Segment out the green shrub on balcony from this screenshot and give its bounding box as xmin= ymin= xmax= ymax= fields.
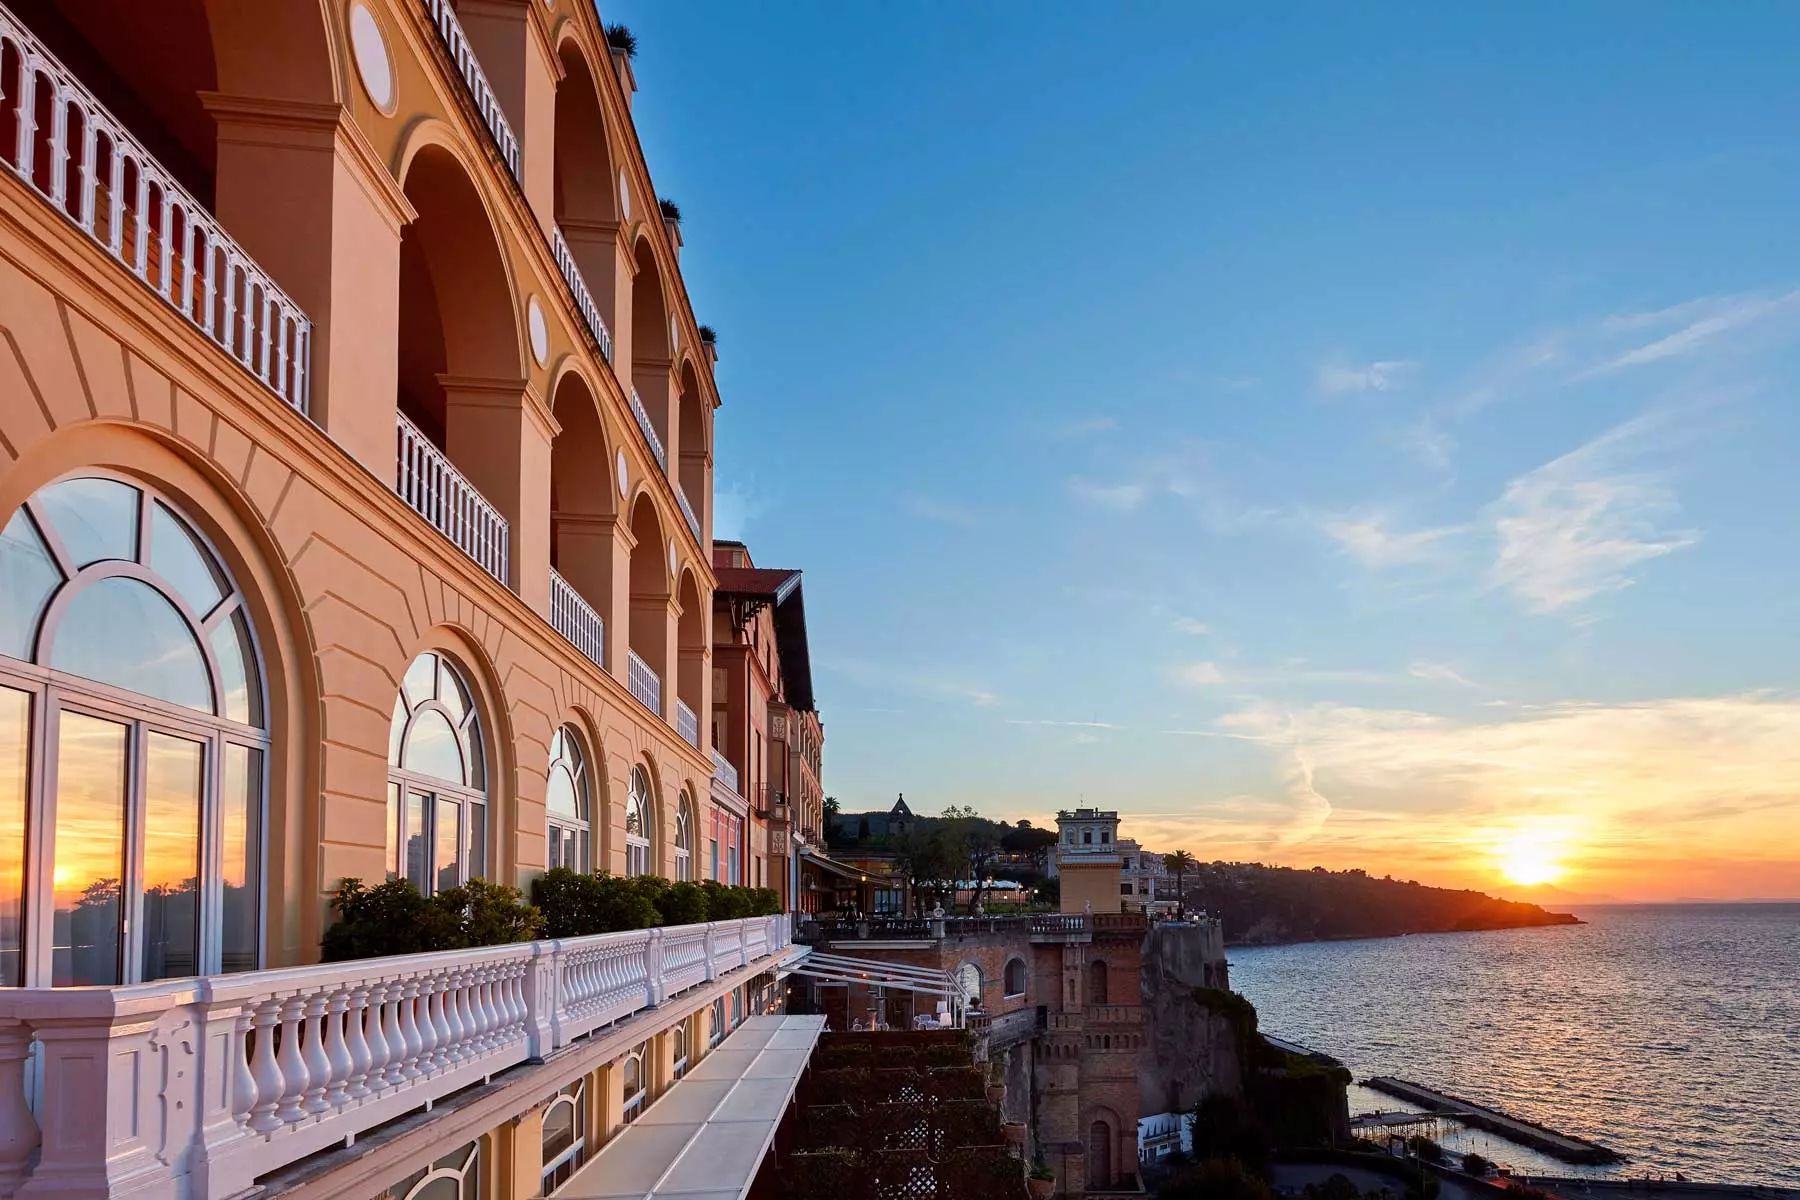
xmin=321 ymin=878 xmax=543 ymax=962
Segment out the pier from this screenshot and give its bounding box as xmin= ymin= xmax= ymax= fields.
xmin=1364 ymin=1077 xmax=1624 ymax=1165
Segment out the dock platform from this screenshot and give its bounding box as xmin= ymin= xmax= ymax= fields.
xmin=1364 ymin=1077 xmax=1624 ymax=1165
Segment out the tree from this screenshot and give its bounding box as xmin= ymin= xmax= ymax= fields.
xmin=941 ymin=804 xmax=1002 ymax=913
xmin=1164 ymin=850 xmax=1197 ymax=914
xmin=822 ymin=796 xmax=849 ymax=849
xmin=889 ymin=823 xmax=962 ymax=914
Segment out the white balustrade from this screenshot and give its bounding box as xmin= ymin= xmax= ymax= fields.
xmin=396 ymin=413 xmax=509 ymax=584
xmin=627 ymin=648 xmax=661 ymax=713
xmin=550 ymin=568 xmax=605 ymax=669
xmin=676 ymin=484 xmax=701 ymax=540
xmin=0 ymin=6 xmax=312 ymax=414
xmin=0 ymin=913 xmax=789 ymax=1200
xmin=675 ymin=698 xmax=699 ymax=748
xmin=711 ymin=747 xmax=740 ymax=794
xmin=630 ymin=388 xmax=667 ymax=471
xmin=551 ymin=226 xmax=613 ymax=362
xmin=421 ymin=0 xmax=521 ymax=180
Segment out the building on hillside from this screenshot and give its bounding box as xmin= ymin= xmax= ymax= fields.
xmin=709 ymin=539 xmax=825 ymax=908
xmin=1119 ymin=839 xmax=1177 ymax=914
xmin=1055 ymin=807 xmax=1127 ymax=914
xmin=0 ymin=3 xmax=812 ymax=1197
xmin=829 ymin=791 xmax=916 ymax=842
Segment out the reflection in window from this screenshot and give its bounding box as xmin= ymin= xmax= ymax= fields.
xmin=625 ymin=766 xmax=652 ymax=877
xmin=1 ymin=476 xmax=268 ymax=985
xmin=674 ymin=792 xmax=692 ymax=881
xmin=375 ymin=1140 xmax=482 ymax=1200
xmin=547 ymin=727 xmax=590 ymax=873
xmin=387 ymin=652 xmax=488 ymax=893
xmin=540 ymin=1079 xmax=587 ymax=1195
xmin=622 ymin=1045 xmax=647 ymax=1122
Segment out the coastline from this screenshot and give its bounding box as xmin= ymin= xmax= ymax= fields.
xmin=1225 ymin=912 xmax=1583 ymax=949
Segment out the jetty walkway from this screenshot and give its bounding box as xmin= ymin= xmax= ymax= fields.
xmin=1364 ymin=1077 xmax=1623 ymax=1165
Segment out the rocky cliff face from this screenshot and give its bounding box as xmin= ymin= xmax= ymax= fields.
xmin=1140 ymin=920 xmax=1247 ymax=1116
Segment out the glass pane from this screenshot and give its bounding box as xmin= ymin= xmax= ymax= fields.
xmin=142 ymin=732 xmax=203 ymax=982
xmin=51 ymin=577 xmax=212 ymax=712
xmin=53 ymin=711 xmax=126 ymax=986
xmin=577 ymin=830 xmax=588 ymax=875
xmin=463 ymin=715 xmax=485 ymax=790
xmin=0 ymin=509 xmax=62 ymax=660
xmin=437 ymin=660 xmax=469 ymax=723
xmin=402 ymin=654 xmax=436 ymax=709
xmin=406 ymin=791 xmax=427 ymax=890
xmin=466 ymin=802 xmax=485 ymax=883
xmin=546 ymin=763 xmax=579 ymax=820
xmin=36 ymin=477 xmax=138 ymax=568
xmin=386 ymin=781 xmax=400 ymax=881
xmin=403 ymin=709 xmax=464 ymax=783
xmin=542 ymin=1100 xmax=575 ymax=1161
xmin=389 ymin=696 xmax=406 ymax=765
xmin=209 ymin=610 xmax=260 ymax=727
xmin=411 ymin=1180 xmax=459 ymax=1200
xmin=0 ymin=688 xmax=27 ymax=986
xmin=435 ymin=797 xmax=460 ymax=893
xmin=149 ymin=503 xmax=224 ymax=617
xmin=221 ymin=744 xmax=261 ymax=973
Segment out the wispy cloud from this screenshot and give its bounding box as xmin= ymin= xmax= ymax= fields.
xmin=1177 ymin=661 xmax=1227 ymax=686
xmin=820 ymin=656 xmax=1001 ymax=708
xmin=1408 ymin=661 xmax=1477 ymax=687
xmin=1397 ymin=415 xmax=1456 ymax=474
xmin=1172 ymin=618 xmax=1212 ymax=636
xmin=1580 ymin=289 xmax=1800 ymax=378
xmin=1316 ymin=359 xmax=1419 ymax=396
xmin=1067 ymin=477 xmax=1148 ymax=512
xmin=1318 ymin=512 xmax=1464 ymax=569
xmin=712 ymin=482 xmax=766 ymax=541
xmin=1173 ymin=661 xmax=1406 ymax=689
xmin=1005 ymin=719 xmax=1123 ymax=730
xmin=1057 ymin=416 xmax=1119 ymax=438
xmin=1486 ymin=414 xmax=1699 ymax=613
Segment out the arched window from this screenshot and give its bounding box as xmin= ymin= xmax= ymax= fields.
xmin=1004 ymin=957 xmax=1028 ymax=998
xmin=387 ymin=1140 xmax=482 ymax=1200
xmin=622 ymin=1044 xmax=647 ymax=1122
xmin=672 ymin=1020 xmax=689 ymax=1079
xmin=710 ymin=995 xmax=726 ymax=1047
xmin=957 ymin=962 xmax=984 ymax=1011
xmin=546 ymin=726 xmax=590 ymax=872
xmin=541 ymin=1078 xmax=587 ymax=1195
xmin=1089 ymin=959 xmax=1108 ymax=1005
xmin=387 ymin=652 xmax=487 ymax=894
xmin=673 ymin=790 xmax=693 ymax=881
xmin=0 ymin=475 xmax=267 ymax=986
xmin=625 ymin=766 xmax=653 ymax=876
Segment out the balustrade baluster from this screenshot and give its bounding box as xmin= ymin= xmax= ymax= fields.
xmin=273 ymin=995 xmax=310 ymax=1124
xmin=444 ymin=969 xmax=470 ymax=1063
xmin=323 ymin=988 xmax=353 ymax=1108
xmin=247 ymin=997 xmax=287 ymax=1132
xmin=414 ymin=975 xmax=442 ymax=1074
xmin=230 ymin=1007 xmax=259 ymax=1130
xmin=396 ymin=980 xmax=424 ymax=1080
xmin=301 ymin=991 xmax=333 ymax=1114
xmin=343 ymin=986 xmax=373 ymax=1100
xmin=379 ymin=981 xmax=407 ymax=1087
xmin=0 ymin=1019 xmax=41 ymax=1194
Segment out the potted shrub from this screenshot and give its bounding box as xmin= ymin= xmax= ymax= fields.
xmin=1027 ymin=1155 xmax=1055 ymax=1199
xmin=1003 ymin=1120 xmax=1028 ymax=1148
xmin=659 ymin=198 xmax=683 ymax=253
xmin=604 ymin=23 xmax=637 ymax=98
xmin=698 ymin=325 xmax=718 ymax=364
xmin=987 ymin=1058 xmax=1007 ymax=1105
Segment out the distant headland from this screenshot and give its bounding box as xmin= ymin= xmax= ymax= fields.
xmin=1192 ymin=861 xmax=1583 ymax=946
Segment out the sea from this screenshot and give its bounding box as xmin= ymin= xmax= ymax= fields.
xmin=1226 ymin=903 xmax=1800 ymax=1189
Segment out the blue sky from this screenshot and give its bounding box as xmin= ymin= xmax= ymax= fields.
xmin=610 ymin=2 xmax=1800 ymax=899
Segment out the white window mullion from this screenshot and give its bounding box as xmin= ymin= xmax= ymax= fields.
xmin=122 ymin=719 xmax=148 ymax=984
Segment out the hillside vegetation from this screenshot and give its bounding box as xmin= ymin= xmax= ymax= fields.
xmin=1188 ymin=862 xmax=1581 ymax=945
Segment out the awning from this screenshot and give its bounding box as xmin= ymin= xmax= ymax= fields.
xmin=798 ymin=848 xmax=867 ymax=884
xmin=557 ymin=1014 xmax=827 ymax=1199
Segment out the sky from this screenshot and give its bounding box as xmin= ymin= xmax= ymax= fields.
xmin=609 ymin=2 xmax=1800 ymax=902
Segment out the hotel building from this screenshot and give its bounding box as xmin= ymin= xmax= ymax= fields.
xmin=0 ymin=2 xmax=817 ymax=1197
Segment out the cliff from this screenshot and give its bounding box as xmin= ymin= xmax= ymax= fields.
xmin=1140 ymin=920 xmax=1246 ymax=1116
xmin=1188 ymin=862 xmax=1581 ymax=945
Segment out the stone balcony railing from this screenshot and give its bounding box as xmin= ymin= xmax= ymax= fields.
xmin=0 ymin=4 xmax=312 ymax=414
xmin=396 ymin=413 xmax=509 ymax=583
xmin=1086 ymin=1004 xmax=1143 ymax=1026
xmin=0 ymin=913 xmax=790 ymax=1200
xmin=968 ymin=1003 xmax=1044 ymax=1052
xmin=711 ymin=748 xmax=740 ymax=794
xmin=626 ymin=647 xmax=661 ymax=713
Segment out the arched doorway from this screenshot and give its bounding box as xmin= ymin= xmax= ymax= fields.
xmin=1088 ymin=1119 xmax=1114 ymax=1189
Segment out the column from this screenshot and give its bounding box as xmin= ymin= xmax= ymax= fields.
xmin=441 ymin=375 xmax=558 ymax=611
xmin=559 ymin=219 xmax=631 ymax=370
xmin=554 ymin=512 xmax=624 ymax=674
xmin=455 ymin=0 xmax=560 ymax=229
xmin=205 ymin=98 xmax=411 ymax=475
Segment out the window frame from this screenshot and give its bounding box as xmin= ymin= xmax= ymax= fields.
xmin=621 ymin=1044 xmax=648 ymax=1123
xmin=546 ymin=725 xmax=591 ymax=874
xmin=624 ymin=765 xmax=653 ymax=877
xmin=386 ymin=652 xmax=488 ymax=894
xmin=673 ymin=790 xmax=692 ymax=881
xmin=540 ymin=1078 xmax=587 ymax=1195
xmin=0 ymin=474 xmax=270 ymax=987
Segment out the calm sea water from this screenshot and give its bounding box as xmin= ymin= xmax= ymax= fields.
xmin=1227 ymin=904 xmax=1800 ymax=1188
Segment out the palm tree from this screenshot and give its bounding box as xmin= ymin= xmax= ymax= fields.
xmin=1162 ymin=850 xmax=1196 ymax=916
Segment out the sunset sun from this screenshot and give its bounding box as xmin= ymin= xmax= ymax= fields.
xmin=1498 ymin=836 xmax=1564 ymax=887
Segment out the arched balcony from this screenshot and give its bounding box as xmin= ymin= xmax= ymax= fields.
xmin=625 ymin=493 xmax=670 ymax=716
xmin=675 ymin=570 xmax=705 ymax=749
xmin=630 ymin=237 xmax=673 ymax=470
xmin=393 ymin=142 xmax=530 ymax=590
xmin=548 ymin=371 xmax=616 ymax=669
xmin=676 ymin=361 xmax=708 ymax=542
xmin=551 ymin=37 xmax=621 ymax=363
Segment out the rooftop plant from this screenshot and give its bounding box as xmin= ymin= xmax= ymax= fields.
xmin=698 ymin=324 xmax=718 ymax=346
xmin=659 ymin=197 xmax=682 ymax=222
xmin=605 ymin=23 xmax=637 ymax=58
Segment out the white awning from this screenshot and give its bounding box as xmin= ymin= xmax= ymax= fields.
xmin=557 ymin=1014 xmax=826 ymax=1200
